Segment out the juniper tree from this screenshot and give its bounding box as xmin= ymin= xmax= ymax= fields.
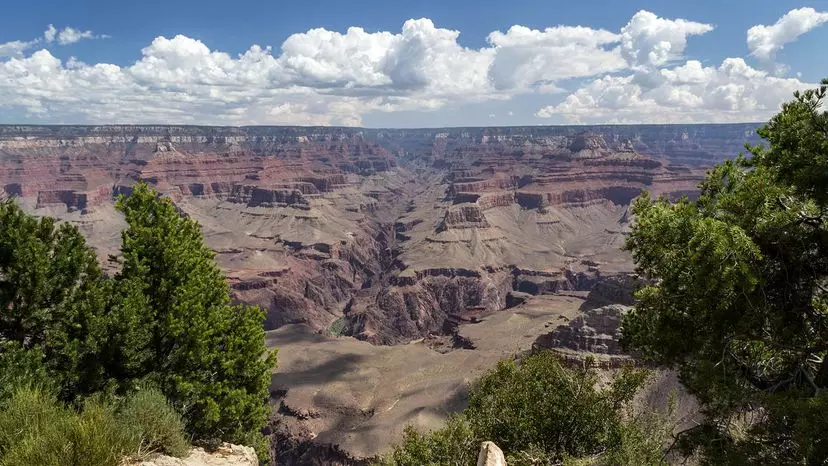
xmin=622 ymin=80 xmax=828 ymax=464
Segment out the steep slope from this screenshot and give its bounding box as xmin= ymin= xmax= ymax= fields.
xmin=0 ymin=124 xmax=757 ymax=339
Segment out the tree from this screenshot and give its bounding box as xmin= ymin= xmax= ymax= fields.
xmin=0 ymin=201 xmax=110 ymax=399
xmin=381 ymin=351 xmax=664 ymax=466
xmin=622 ymin=80 xmax=828 ymax=464
xmin=112 ymin=183 xmax=276 ymax=447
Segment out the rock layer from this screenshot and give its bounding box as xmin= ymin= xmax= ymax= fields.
xmin=0 ymin=124 xmax=757 ymax=342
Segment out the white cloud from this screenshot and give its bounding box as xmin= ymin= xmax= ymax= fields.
xmin=537 ymin=58 xmax=810 ymax=123
xmin=620 ymin=10 xmax=714 ymax=68
xmin=747 ymin=7 xmax=828 ymax=62
xmin=0 ymin=12 xmax=818 ymax=126
xmin=0 ymin=40 xmax=37 ymax=58
xmin=55 ymin=27 xmax=98 ymax=45
xmin=44 ymin=24 xmax=102 ymax=45
xmin=1 ymin=24 xmax=104 ymax=59
xmin=486 ymin=25 xmax=624 ymax=90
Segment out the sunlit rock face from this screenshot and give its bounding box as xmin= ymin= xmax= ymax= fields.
xmin=0 ymin=123 xmax=758 ymax=342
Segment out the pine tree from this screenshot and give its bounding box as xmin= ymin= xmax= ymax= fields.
xmin=0 ymin=200 xmax=110 ymax=399
xmin=113 ymin=183 xmax=276 ymax=445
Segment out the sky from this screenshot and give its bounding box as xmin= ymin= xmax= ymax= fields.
xmin=1 ymin=0 xmax=828 ymax=127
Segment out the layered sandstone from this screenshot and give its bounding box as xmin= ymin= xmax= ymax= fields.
xmin=0 ymin=124 xmax=757 ymax=342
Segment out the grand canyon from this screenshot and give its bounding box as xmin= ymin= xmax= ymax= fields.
xmin=0 ymin=123 xmax=761 ymax=463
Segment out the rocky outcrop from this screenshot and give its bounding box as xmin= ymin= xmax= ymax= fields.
xmin=439 ymin=204 xmax=491 ymax=230
xmin=569 ymin=131 xmax=611 ymax=159
xmin=124 ymin=444 xmax=256 ymax=466
xmin=345 ymin=270 xmax=513 ymax=345
xmin=477 ymin=441 xmax=507 ymax=466
xmin=534 ymin=304 xmax=629 ymax=355
xmin=584 ymin=273 xmax=643 ymax=307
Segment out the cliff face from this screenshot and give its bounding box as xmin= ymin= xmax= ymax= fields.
xmin=0 ymin=124 xmax=758 ymax=341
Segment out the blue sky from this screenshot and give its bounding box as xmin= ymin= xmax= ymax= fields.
xmin=1 ymin=0 xmax=827 ymax=126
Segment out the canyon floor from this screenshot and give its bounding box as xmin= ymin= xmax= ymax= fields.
xmin=269 ymin=295 xmax=582 ymax=459
xmin=0 ymin=124 xmax=755 ymax=462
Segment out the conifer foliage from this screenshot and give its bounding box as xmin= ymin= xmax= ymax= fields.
xmin=0 ymin=183 xmax=276 ymax=456
xmin=113 ymin=183 xmax=277 ymax=445
xmin=623 ymin=79 xmax=828 ymax=463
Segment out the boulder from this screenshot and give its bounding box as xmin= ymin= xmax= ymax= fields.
xmin=477 ymin=441 xmax=507 ymax=466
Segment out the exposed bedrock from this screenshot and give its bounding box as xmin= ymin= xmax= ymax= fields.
xmin=438 ymin=204 xmax=491 ymax=230
xmin=228 ymin=185 xmax=310 ymax=209
xmin=0 ymin=123 xmax=760 ymax=345
xmin=534 ymin=304 xmax=630 ymax=355
xmin=344 ymin=270 xmax=513 ymax=345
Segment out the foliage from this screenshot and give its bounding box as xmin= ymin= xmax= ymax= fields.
xmin=0 ymin=382 xmax=190 ymax=466
xmin=327 ymin=317 xmax=347 ymax=337
xmin=380 ymin=416 xmax=478 ymax=466
xmin=0 ymin=385 xmax=130 ymax=466
xmin=0 ymin=183 xmax=276 ymax=457
xmin=112 ymin=183 xmax=277 ymax=448
xmin=622 ymin=79 xmax=828 ymax=463
xmin=380 ymin=351 xmax=665 ymax=466
xmin=0 ymin=341 xmax=48 ymax=401
xmin=0 ymin=200 xmax=111 ymax=399
xmin=118 ymin=386 xmax=190 ymax=458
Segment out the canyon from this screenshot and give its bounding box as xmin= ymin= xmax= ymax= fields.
xmin=0 ymin=123 xmax=759 ymax=462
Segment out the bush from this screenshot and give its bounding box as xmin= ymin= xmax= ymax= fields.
xmin=68 ymin=396 xmax=137 ymax=466
xmin=0 ymin=384 xmax=192 ymax=466
xmin=0 ymin=385 xmax=73 ymax=463
xmin=119 ymin=387 xmax=190 ymax=458
xmin=381 ymin=415 xmax=478 ymax=466
xmin=0 ymin=385 xmax=132 ymax=466
xmin=0 ymin=342 xmax=49 ymax=402
xmin=380 ymin=351 xmax=666 ymax=466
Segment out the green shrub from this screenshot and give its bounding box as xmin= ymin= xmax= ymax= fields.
xmin=0 ymin=384 xmax=194 ymax=466
xmin=0 ymin=342 xmax=49 ymax=402
xmin=0 ymin=385 xmax=72 ymax=462
xmin=68 ymin=396 xmax=137 ymax=466
xmin=380 ymin=351 xmax=664 ymax=466
xmin=0 ymin=385 xmax=134 ymax=466
xmin=119 ymin=387 xmax=190 ymax=458
xmin=327 ymin=317 xmax=347 ymax=337
xmin=381 ymin=415 xmax=478 ymax=466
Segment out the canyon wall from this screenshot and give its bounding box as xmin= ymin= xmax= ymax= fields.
xmin=0 ymin=124 xmax=760 ymax=343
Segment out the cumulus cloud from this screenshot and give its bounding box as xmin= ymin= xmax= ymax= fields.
xmin=537 ymin=58 xmax=810 ymax=123
xmin=487 ymin=25 xmax=624 ymax=90
xmin=747 ymin=7 xmax=828 ymax=62
xmin=50 ymin=26 xmax=100 ymax=45
xmin=0 ymin=40 xmax=36 ymax=58
xmin=0 ymin=11 xmax=818 ymax=126
xmin=620 ymin=10 xmax=714 ymax=68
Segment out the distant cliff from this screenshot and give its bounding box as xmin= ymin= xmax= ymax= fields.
xmin=0 ymin=123 xmax=760 ymax=166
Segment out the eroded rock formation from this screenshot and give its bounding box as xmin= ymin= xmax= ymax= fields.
xmin=534 ymin=304 xmax=629 ymax=355
xmin=0 ymin=124 xmax=757 ymax=343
